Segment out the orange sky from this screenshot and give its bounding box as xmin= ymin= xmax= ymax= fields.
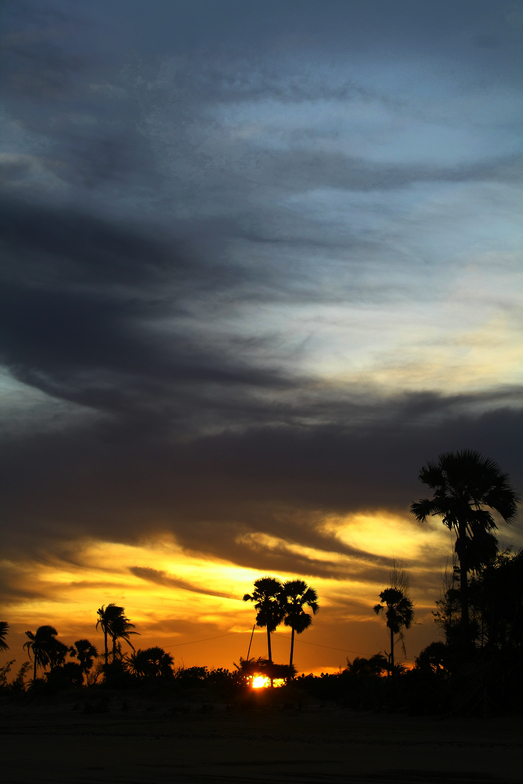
xmin=1 ymin=510 xmax=489 ymax=676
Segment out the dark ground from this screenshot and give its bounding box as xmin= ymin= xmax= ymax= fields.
xmin=1 ymin=690 xmax=522 ymax=783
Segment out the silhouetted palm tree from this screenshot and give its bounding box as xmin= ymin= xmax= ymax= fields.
xmin=110 ymin=612 xmax=137 ymax=660
xmin=97 ymin=605 xmax=119 ymax=666
xmin=23 ymin=626 xmax=67 ymax=681
xmin=243 ymin=577 xmax=285 ymax=663
xmin=411 ymin=450 xmax=518 ymax=654
xmin=69 ymin=639 xmax=98 ymax=680
xmin=373 ymin=587 xmax=414 ymax=672
xmin=0 ymin=622 xmax=9 ymax=651
xmin=282 ymin=580 xmax=319 ymax=669
xmin=125 ymin=647 xmax=174 ymax=679
xmin=96 ymin=604 xmax=137 ymax=666
xmin=345 ymin=653 xmax=389 ymax=677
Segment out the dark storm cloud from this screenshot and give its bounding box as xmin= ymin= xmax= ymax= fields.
xmin=0 ymin=11 xmax=160 ymax=194
xmin=3 ymin=194 xmax=519 ymax=437
xmin=1 ymin=385 xmax=521 ymax=572
xmin=0 ymin=197 xmax=299 ymax=423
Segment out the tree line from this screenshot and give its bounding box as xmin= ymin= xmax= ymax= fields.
xmin=0 ymin=449 xmax=521 ymax=713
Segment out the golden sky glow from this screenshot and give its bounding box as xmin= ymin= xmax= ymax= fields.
xmin=1 ymin=510 xmax=464 ymax=676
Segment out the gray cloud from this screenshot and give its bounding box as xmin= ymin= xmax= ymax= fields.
xmin=1 ymin=388 xmax=521 ymax=569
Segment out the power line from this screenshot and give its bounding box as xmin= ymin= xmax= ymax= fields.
xmin=165 ymin=629 xmax=253 ymax=649
xmin=164 ymin=628 xmax=374 ymax=659
xmin=294 ymin=638 xmax=373 ymax=655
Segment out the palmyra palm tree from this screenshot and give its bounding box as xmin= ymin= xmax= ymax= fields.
xmin=0 ymin=622 xmax=9 ymax=652
xmin=411 ymin=450 xmax=518 ymax=654
xmin=23 ymin=626 xmax=68 ymax=681
xmin=373 ymin=587 xmax=414 ymax=673
xmin=243 ymin=577 xmax=285 ymax=663
xmin=96 ymin=604 xmax=138 ymax=666
xmin=282 ymin=579 xmax=319 ymax=669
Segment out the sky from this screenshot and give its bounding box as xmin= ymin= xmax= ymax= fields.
xmin=1 ymin=0 xmax=522 ymax=676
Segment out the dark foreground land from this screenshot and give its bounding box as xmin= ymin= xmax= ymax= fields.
xmin=1 ymin=690 xmax=522 ymax=784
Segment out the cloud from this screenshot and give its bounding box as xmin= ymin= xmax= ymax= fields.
xmin=0 ymin=0 xmax=521 ymax=657
xmin=129 ymin=567 xmax=234 ymax=599
xmin=1 ymin=386 xmax=521 ymax=568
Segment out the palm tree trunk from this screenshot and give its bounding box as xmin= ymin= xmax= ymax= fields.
xmin=390 ymin=625 xmax=394 ymax=676
xmin=104 ymin=629 xmax=108 ymax=667
xmin=289 ymin=628 xmax=295 ymax=668
xmin=460 ymin=556 xmax=469 ymax=657
xmin=458 ymin=521 xmax=470 ymax=658
xmin=33 ymin=655 xmax=37 ymax=682
xmin=267 ymin=626 xmax=272 ymax=663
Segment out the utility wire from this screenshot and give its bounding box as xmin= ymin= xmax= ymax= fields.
xmin=165 ymin=629 xmax=253 ymax=649
xmin=164 ymin=627 xmax=374 ymax=658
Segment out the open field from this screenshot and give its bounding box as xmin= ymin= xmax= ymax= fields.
xmin=1 ymin=691 xmax=522 ymax=784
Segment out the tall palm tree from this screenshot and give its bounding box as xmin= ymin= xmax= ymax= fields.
xmin=97 ymin=604 xmax=120 ymax=667
xmin=23 ymin=626 xmax=67 ymax=681
xmin=411 ymin=450 xmax=519 ymax=654
xmin=281 ymin=580 xmax=319 ymax=669
xmin=0 ymin=622 xmax=9 ymax=651
xmin=109 ymin=611 xmax=138 ymax=661
xmin=96 ymin=604 xmax=137 ymax=666
xmin=243 ymin=577 xmax=285 ymax=663
xmin=373 ymin=587 xmax=414 ymax=673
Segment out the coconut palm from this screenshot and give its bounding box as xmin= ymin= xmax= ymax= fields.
xmin=0 ymin=622 xmax=9 ymax=651
xmin=96 ymin=604 xmax=138 ymax=666
xmin=373 ymin=587 xmax=414 ymax=673
xmin=411 ymin=450 xmax=518 ymax=654
xmin=23 ymin=626 xmax=68 ymax=681
xmin=97 ymin=604 xmax=119 ymax=666
xmin=243 ymin=577 xmax=285 ymax=663
xmin=109 ymin=610 xmax=138 ymax=661
xmin=281 ymin=580 xmax=319 ymax=669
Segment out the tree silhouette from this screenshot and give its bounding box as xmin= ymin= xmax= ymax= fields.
xmin=282 ymin=579 xmax=319 ymax=669
xmin=0 ymin=622 xmax=9 ymax=651
xmin=109 ymin=611 xmax=137 ymax=661
xmin=345 ymin=653 xmax=389 ymax=677
xmin=23 ymin=626 xmax=68 ymax=681
xmin=374 ymin=587 xmax=414 ymax=673
xmin=125 ymin=647 xmax=174 ymax=679
xmin=96 ymin=604 xmax=137 ymax=666
xmin=243 ymin=577 xmax=285 ymax=663
xmin=411 ymin=450 xmax=518 ymax=655
xmin=415 ymin=641 xmax=451 ymax=676
xmin=480 ymin=549 xmax=523 ymax=653
xmin=97 ymin=605 xmax=119 ymax=667
xmin=69 ymin=639 xmax=98 ymax=681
